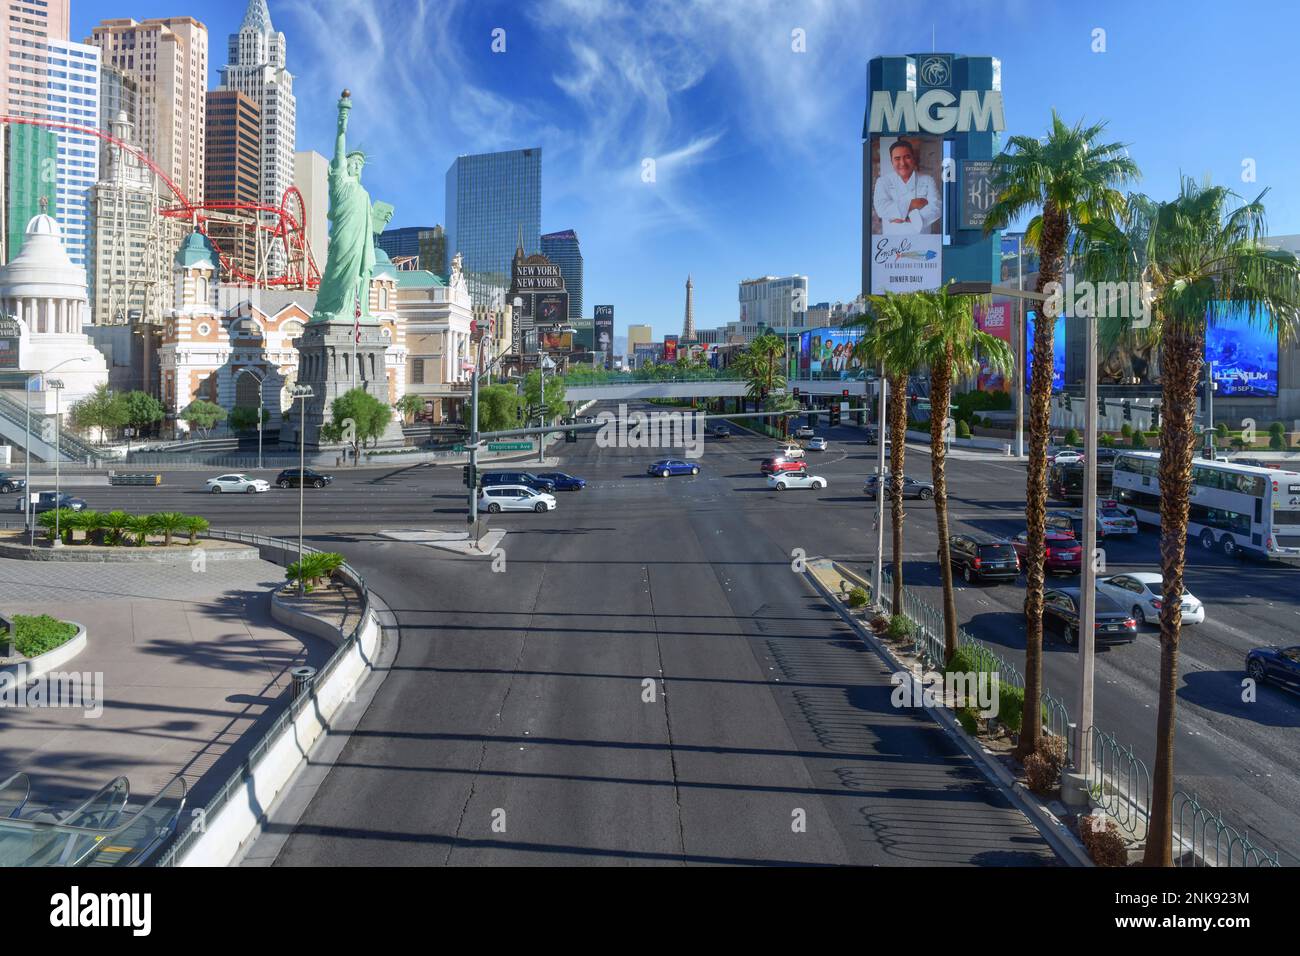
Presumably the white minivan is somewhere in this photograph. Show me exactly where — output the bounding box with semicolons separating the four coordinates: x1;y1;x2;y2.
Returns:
479;485;557;513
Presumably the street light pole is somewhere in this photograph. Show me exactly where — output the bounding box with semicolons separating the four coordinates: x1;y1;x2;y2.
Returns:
1077;311;1100;777
24;373;34;545
1016;236;1025;458
50;380;65;547
291;385;314;595
873;367;887;607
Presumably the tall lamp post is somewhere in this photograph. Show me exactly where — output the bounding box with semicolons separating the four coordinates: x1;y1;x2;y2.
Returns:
1075;310;1100;783
23;356;92;544
537;353;556;464
290;384;314;595
47;379;65;547
872;366;887;606
236;367;266;470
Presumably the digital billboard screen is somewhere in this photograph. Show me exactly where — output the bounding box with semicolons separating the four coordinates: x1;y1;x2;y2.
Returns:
975;301;1011;392
1206;305;1278;397
868;134;943;294
1025;311;1065;392
799;328;864;378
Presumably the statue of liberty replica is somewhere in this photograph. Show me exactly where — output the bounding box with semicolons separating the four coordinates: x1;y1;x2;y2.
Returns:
293;90;404;449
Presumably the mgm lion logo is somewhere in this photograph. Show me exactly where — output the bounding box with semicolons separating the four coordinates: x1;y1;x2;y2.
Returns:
920;55;951;87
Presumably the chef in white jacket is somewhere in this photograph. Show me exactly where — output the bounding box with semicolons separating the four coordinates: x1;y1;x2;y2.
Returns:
874;139;942;235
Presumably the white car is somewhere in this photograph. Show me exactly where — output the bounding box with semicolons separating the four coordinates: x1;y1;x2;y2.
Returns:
1052;449;1085;465
775;445;805;460
806;437;828;451
794;426;816;439
479;485;557;513
1098;501;1139;536
206;474;270;494
1097;572;1205;626
768;472;827;491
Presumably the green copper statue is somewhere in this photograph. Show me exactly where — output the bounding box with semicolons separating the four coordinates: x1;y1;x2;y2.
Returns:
313;90;394;323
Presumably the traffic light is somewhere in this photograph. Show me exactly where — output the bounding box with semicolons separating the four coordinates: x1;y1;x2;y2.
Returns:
842;388;850;399
1097;393;1106;417
1151;405;1161;430
565;429;577;443
829;405;841;427
1122;401;1132;422
463;464;477;488
792;387;801;399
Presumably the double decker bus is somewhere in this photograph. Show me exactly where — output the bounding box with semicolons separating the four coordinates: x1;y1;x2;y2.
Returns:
1111;451;1300;559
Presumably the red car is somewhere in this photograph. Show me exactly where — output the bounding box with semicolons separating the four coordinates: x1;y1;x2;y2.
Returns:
1010;530;1082;575
761;457;805;475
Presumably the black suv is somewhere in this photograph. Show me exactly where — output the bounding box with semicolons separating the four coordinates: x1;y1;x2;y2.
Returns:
1037;587;1137;646
275;468;333;489
480;471;557;493
949;533;1020;584
0;473;26;494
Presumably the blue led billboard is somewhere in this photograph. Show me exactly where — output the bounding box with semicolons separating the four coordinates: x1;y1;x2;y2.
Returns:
1206;305;1278;397
1025;311;1066;392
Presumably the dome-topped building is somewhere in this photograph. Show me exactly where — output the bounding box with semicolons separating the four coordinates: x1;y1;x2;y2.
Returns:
0;213;108;415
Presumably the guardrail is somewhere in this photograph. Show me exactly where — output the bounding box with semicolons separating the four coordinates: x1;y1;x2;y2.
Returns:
150;529;372;867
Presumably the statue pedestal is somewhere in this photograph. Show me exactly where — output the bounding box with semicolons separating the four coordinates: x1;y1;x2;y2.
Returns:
292;320;406;449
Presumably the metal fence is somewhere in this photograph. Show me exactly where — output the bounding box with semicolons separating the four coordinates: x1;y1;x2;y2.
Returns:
150;529;373;867
871;564;1281;867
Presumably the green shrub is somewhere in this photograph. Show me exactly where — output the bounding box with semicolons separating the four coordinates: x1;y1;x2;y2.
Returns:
887;614;913;639
150;512;188;547
1131;430;1147;449
1120;423;1133;438
945;645;979;675
36;509;76;544
99;510;132;546
955;420;971;439
12;614;78;657
1269;421;1286;439
1215;422;1229;440
1100;433;1115;447
125;514;154;547
184;515;210;545
1064;428;1080;446
1270;431;1286;451
847;586;868;608
997;683;1026;734
956;707;980;735
286;551;346;591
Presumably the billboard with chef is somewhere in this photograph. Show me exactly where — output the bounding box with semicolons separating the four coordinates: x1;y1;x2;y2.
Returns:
868;134;944;294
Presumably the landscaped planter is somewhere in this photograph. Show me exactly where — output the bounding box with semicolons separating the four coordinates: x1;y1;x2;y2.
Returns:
1;620;87;682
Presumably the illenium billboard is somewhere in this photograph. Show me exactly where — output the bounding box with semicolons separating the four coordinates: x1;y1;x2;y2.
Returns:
864;54;1005;297
1206;304;1278;397
1025;311;1066;392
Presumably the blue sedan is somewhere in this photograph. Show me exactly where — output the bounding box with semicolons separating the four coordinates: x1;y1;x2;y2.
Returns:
1247;645;1300;693
536;472;586;491
648;459;699;477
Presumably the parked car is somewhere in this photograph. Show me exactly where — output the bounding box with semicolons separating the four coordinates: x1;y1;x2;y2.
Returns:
481;471;557;493
767;472;826;491
206;474;270;494
863;471;933;499
806;437;828;451
275;468;333;489
1051;448;1085;465
1038;586;1138;646
794;425;816;439
1097;572;1205;626
14;491;85;513
1097;501;1139;536
535;472;586;491
479;485;557;513
775;445;805;460
949;533;1020;584
0;473;27;494
761;457;806;476
1009;530;1082;575
648;459;699;477
1245;645;1300;692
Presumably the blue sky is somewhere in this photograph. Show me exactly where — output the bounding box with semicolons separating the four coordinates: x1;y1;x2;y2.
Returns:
74;0;1300;342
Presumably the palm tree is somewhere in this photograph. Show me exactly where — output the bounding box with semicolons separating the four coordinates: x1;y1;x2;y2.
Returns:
982;111;1139;761
735;332;787;408
125;514;154;547
99;510;132;547
850;293;928;610
184;515;210;546
1074;178;1300;865
151;512;188;548
919;287;1015;659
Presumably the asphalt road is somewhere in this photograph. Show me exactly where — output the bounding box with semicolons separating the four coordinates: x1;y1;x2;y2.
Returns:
12;401;1296;864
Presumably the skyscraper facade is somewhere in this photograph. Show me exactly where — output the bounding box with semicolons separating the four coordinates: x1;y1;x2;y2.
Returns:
88;18;208;203
204;89;261;276
4;124;59;262
738;274;809;339
377;226;433;261
217;0;296;274
0;0;69;118
46;40;101;270
445;148;541;308
419;225;447;277
292;149;328;271
540;229;582;321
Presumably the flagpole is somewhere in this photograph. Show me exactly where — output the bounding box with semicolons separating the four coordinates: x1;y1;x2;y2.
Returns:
353;296;359;392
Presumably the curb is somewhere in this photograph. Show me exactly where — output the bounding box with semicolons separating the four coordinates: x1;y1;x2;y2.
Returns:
802;564;1093;868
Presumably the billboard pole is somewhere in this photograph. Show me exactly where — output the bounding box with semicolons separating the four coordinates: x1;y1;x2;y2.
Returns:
1016;235;1025;457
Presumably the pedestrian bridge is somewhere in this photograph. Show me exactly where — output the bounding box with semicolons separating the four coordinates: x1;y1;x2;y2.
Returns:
563;375;875;402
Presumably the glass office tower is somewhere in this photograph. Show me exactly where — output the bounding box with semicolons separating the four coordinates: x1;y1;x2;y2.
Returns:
541;229;583;321
445;148;541;308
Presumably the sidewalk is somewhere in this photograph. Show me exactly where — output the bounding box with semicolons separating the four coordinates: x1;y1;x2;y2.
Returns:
0;556;334;811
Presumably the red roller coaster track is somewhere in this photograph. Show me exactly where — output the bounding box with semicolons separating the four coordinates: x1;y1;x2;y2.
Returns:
1;115;321;289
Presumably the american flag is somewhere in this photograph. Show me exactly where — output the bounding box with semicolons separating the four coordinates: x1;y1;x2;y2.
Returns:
354;301;361;343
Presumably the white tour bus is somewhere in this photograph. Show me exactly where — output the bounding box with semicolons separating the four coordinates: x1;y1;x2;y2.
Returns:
1111;451;1300;559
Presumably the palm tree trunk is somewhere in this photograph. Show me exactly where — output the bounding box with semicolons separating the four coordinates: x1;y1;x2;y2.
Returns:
888;371;909;610
1143;322;1200;867
930;347;959;660
1016;201;1067;763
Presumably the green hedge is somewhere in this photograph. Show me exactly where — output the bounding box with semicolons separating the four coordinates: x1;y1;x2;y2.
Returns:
36;510;210;547
12;614;78;657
